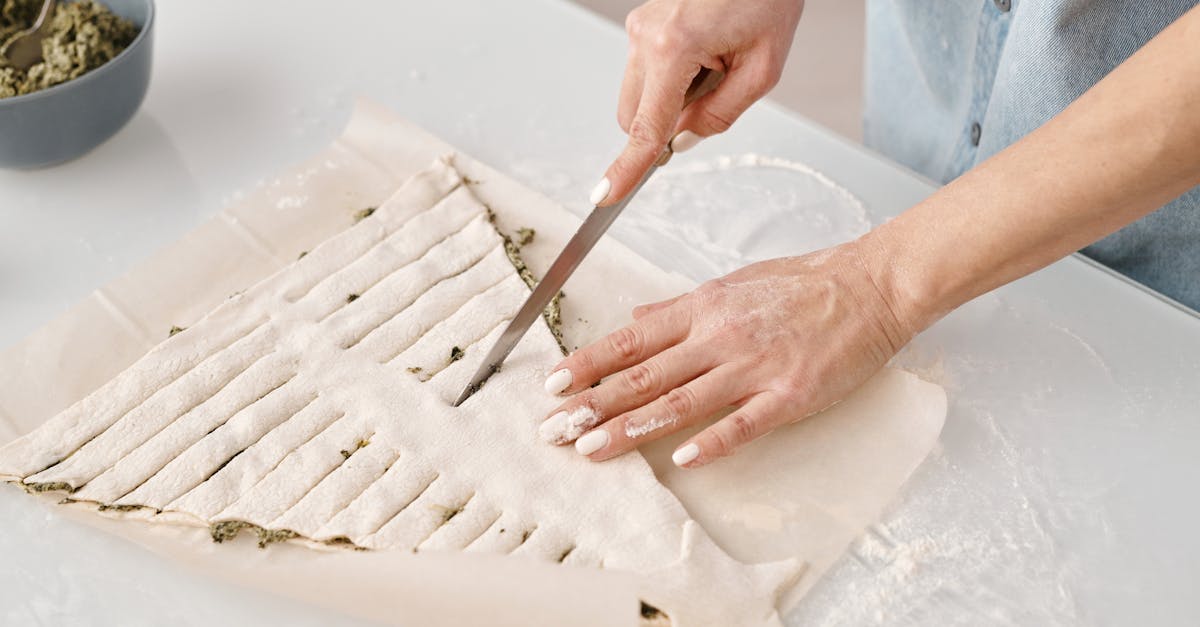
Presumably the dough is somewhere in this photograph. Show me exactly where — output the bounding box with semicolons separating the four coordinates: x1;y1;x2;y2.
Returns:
0;158;802;627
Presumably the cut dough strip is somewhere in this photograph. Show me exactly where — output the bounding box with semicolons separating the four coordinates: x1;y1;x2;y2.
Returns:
117;390;323;511
278;164;462;305
0;313;269;482
215;412;373;527
351;246;511;361
303;185;482;322
268;438;399;538
419;495;502;552
27;328;280;490
330;219;504;350
164;399;344;522
317;459;440;543
74;355;301;504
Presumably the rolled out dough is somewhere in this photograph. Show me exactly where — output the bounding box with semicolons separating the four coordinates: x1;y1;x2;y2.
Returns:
0;157;802;627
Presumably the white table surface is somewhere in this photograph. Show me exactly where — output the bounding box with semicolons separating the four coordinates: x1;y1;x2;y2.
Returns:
1;1;1198;625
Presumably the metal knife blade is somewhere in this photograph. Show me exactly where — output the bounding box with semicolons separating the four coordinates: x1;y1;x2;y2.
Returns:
451;157;666;406
451;67;723;406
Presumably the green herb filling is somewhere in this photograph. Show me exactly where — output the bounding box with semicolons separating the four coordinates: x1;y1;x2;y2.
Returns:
0;0;139;99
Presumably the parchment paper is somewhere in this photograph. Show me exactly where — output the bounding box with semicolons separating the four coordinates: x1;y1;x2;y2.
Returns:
0;99;946;623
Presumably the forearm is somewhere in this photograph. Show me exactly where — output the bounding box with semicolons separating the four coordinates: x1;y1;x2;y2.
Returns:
861;6;1200;334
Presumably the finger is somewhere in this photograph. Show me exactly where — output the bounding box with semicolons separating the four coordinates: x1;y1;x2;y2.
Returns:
617;53;644;133
631;293;686;320
670;391;786;468
538;341;716;445
619;5;651;132
574;365;742;461
674;54;780;140
543;304;690;396
596;61;696;206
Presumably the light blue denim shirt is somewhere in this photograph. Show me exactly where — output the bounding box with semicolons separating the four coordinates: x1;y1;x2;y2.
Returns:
864;0;1199;311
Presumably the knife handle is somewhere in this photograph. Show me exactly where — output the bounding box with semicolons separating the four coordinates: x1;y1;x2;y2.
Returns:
658;68;724;167
684;67;725;108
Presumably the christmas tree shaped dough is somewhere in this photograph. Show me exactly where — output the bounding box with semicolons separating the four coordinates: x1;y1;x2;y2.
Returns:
0;158;803;627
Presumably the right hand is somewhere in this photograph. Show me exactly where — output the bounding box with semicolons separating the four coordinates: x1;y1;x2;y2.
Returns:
594;0;805;206
539;241;912;468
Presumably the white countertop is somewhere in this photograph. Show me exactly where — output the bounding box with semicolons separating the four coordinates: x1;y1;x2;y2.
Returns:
1;1;1198;625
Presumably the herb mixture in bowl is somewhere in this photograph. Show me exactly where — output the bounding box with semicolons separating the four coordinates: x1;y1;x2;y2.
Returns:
0;0;138;99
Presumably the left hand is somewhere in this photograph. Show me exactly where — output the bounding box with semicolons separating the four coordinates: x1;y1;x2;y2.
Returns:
537;242;913;468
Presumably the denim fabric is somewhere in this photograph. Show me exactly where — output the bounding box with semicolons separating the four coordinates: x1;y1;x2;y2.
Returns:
864;0;1200;311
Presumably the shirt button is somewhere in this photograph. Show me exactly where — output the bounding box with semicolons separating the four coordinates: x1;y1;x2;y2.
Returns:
970;122;982;146
994;0;1011;12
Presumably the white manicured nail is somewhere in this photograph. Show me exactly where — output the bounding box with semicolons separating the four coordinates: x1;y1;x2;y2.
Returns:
589;177;611;205
538;411;569;443
672;443;700;467
544;369;573;395
575;430;609;456
669;130;702;153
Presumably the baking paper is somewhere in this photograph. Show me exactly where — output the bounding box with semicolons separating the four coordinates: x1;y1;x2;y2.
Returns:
0;100;945;623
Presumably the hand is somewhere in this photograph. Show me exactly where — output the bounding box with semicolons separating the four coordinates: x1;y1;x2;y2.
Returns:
591;0;804;206
538;243;912;468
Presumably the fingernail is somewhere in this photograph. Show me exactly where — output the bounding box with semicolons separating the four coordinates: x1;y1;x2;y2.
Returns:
669;130;702;153
672;443;700;467
544;369;573;395
538;411;569;443
575;430;609;456
588;177;611;205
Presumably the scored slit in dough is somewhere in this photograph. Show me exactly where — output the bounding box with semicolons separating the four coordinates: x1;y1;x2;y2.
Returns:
0;157;803;627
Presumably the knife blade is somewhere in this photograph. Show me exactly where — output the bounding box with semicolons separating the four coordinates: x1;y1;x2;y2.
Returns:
452;68;723;406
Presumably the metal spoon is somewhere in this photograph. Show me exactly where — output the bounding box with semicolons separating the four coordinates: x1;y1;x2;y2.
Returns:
0;0;58;71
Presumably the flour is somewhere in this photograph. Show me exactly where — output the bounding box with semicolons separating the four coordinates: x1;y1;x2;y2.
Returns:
788;402;1084;627
608;153;874;281
537;405;599;445
803;289;1140;626
275;195;307;210
672;153;871;230
623;414;676;439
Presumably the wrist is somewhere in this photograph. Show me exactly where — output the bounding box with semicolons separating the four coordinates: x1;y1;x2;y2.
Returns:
825;240;913;353
848;225;952;341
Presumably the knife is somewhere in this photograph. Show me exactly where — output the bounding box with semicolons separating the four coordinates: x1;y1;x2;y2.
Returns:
452;67;724;407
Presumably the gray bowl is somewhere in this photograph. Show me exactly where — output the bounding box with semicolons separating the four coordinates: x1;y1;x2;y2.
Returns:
0;0;155;169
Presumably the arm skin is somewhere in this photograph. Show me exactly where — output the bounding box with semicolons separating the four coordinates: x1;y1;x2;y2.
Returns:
543;5;1200;469
864;7;1200;335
